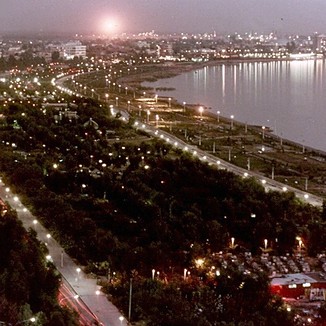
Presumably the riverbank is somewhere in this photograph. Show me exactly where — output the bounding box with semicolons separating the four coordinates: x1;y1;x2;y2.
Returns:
114;60;326;199
70;58;326;199
118;56;325;92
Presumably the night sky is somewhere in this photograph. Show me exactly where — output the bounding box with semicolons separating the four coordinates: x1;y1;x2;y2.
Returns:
0;0;326;35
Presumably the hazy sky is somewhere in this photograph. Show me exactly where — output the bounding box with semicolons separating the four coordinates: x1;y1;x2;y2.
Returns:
0;0;326;35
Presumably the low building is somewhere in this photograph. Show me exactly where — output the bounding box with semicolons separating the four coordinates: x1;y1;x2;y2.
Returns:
270;272;326;300
63;41;87;59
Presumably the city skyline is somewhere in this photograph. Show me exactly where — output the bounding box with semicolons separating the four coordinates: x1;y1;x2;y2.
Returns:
1;0;326;36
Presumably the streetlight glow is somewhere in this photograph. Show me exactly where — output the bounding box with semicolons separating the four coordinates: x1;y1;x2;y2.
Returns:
199;106;204;118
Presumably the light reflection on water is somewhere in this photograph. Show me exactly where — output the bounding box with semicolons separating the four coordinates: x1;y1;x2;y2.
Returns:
143;60;326;151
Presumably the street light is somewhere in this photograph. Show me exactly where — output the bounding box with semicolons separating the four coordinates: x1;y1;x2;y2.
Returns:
262;126;265;139
217;110;220;122
231;237;235;248
76;267;81;281
116;97;119;106
199;106;204;118
146;110;150;123
155;114;159;127
168;97;171;108
183;101;186;112
230;115;234;129
119;316;124;325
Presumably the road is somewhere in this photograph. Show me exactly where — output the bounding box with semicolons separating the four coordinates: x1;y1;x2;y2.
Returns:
59;281;101;325
0;179;128;326
131;118;323;207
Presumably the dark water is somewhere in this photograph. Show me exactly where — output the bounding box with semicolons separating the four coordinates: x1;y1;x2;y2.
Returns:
143;60;326;152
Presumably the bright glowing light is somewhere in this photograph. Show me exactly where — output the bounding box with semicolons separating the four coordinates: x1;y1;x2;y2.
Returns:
100;17;120;35
195;258;204;267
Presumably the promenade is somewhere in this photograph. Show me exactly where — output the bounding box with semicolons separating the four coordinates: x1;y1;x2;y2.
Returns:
0;179;128;326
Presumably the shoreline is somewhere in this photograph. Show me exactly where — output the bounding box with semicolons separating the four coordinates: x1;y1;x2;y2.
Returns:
116;59;326;187
118;58;326;157
118;56;325;91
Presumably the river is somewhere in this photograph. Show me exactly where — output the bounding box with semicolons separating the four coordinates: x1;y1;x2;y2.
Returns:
142;60;326;152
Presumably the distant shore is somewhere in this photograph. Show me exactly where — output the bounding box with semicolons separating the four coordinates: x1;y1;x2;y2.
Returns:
118;58;326;162
118;57;324;92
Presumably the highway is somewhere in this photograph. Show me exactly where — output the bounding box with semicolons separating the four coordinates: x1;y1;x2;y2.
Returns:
0;179;128;326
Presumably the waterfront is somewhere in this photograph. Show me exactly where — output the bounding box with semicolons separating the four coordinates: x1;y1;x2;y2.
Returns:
143;59;326;152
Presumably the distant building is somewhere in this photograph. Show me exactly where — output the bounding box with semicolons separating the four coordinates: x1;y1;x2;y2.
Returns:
63;41;87;59
157;42;173;57
313;34;326;52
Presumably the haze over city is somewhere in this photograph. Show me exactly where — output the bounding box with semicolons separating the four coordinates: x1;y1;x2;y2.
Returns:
1;0;326;35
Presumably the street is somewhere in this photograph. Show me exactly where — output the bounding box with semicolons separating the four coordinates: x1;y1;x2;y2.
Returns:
0;179;128;326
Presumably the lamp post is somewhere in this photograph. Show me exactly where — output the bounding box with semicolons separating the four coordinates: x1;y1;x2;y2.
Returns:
217;110;220;122
199;106;204;118
146;110;150;123
230;115;234;129
262;126;265;140
155;114;159;127
168;97;171;108
231;237;235;249
76;267;81;282
128;278;133;321
116;97;119;107
183;101;186;112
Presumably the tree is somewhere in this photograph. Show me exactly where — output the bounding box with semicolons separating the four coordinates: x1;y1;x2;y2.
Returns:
51;51;60;62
